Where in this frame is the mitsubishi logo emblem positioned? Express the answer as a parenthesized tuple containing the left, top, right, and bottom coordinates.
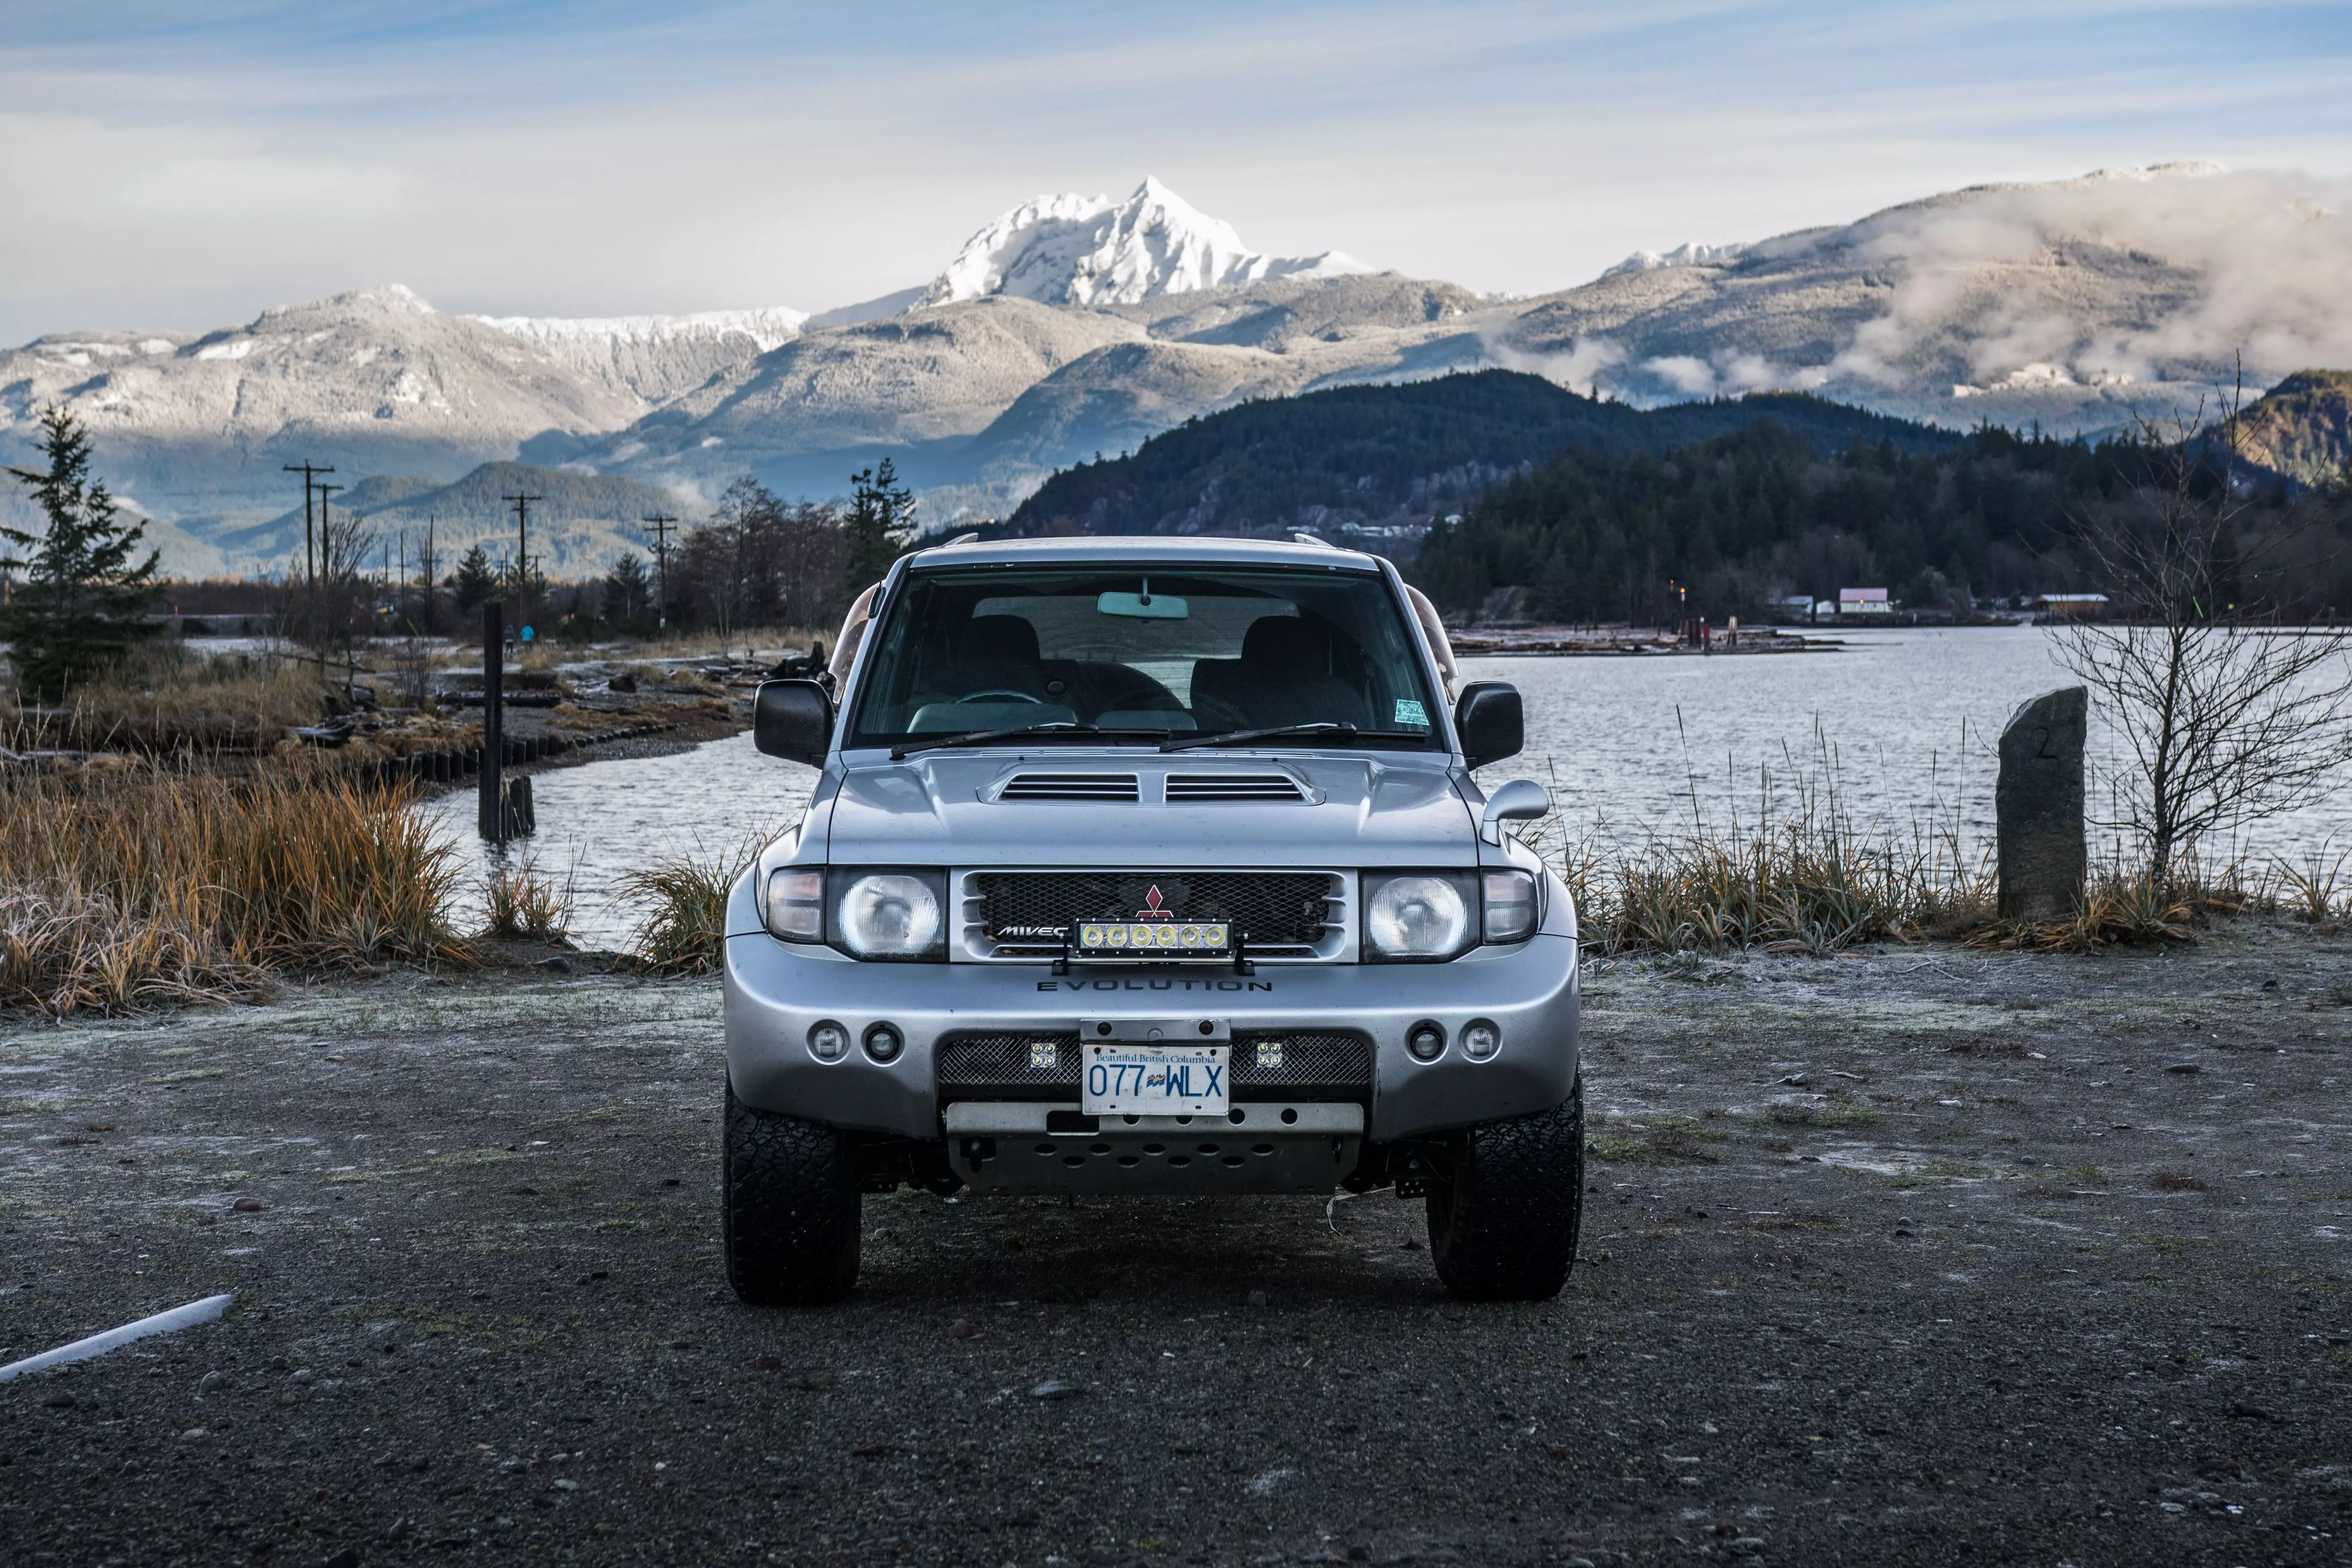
(1136, 884, 1174, 920)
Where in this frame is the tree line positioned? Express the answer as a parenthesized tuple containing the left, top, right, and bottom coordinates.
(1, 403, 921, 702)
(1409, 418, 2352, 623)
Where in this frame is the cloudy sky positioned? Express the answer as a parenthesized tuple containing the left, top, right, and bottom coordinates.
(2, 0, 2348, 343)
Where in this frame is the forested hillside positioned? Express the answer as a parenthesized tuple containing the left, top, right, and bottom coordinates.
(1412, 420, 2349, 622)
(1001, 371, 1958, 537)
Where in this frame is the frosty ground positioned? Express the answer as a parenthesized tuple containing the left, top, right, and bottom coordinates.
(2, 925, 2348, 1568)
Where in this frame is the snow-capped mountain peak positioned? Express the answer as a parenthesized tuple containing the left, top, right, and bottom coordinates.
(1602, 241, 1749, 278)
(919, 177, 1368, 308)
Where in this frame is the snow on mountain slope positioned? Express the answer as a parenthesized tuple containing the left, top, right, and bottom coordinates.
(1497, 164, 2352, 429)
(467, 306, 808, 403)
(0, 285, 651, 528)
(1603, 242, 1750, 277)
(918, 178, 1368, 308)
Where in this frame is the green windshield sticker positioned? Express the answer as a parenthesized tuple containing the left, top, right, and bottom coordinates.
(1394, 698, 1429, 727)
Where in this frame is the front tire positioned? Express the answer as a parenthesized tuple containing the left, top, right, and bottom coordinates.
(724, 1084, 861, 1305)
(1426, 1078, 1585, 1301)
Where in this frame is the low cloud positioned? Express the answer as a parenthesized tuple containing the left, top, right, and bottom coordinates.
(1478, 329, 1627, 398)
(1822, 165, 2352, 391)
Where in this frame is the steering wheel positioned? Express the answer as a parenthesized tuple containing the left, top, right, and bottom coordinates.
(956, 689, 1043, 704)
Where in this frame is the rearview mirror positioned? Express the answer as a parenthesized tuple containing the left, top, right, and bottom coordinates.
(753, 679, 833, 766)
(1097, 587, 1188, 619)
(1455, 681, 1523, 771)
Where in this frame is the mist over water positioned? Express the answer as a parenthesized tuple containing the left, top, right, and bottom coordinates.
(426, 628, 2352, 948)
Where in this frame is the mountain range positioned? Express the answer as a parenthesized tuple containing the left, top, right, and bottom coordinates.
(3, 165, 2346, 576)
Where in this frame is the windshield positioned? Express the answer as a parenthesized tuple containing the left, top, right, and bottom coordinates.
(846, 564, 1444, 751)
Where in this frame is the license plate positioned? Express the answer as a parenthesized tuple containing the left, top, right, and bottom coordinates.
(1081, 1044, 1228, 1115)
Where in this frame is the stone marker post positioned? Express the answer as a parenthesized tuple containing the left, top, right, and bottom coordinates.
(1997, 686, 2088, 921)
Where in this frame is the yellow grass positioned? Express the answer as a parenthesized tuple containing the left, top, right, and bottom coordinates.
(618, 835, 764, 975)
(482, 851, 575, 942)
(0, 763, 467, 1015)
(18, 649, 325, 755)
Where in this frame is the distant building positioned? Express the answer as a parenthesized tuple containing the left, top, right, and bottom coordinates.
(1838, 588, 1891, 614)
(2034, 593, 2110, 619)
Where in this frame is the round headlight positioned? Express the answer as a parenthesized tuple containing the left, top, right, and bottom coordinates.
(1406, 1021, 1447, 1062)
(836, 874, 941, 958)
(1461, 1019, 1501, 1061)
(807, 1020, 850, 1062)
(1368, 875, 1469, 958)
(863, 1023, 903, 1063)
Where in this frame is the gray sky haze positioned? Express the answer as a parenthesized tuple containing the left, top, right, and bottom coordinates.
(3, 1, 2348, 343)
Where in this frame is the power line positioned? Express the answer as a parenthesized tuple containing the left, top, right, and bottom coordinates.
(641, 512, 678, 628)
(282, 462, 334, 641)
(502, 491, 542, 606)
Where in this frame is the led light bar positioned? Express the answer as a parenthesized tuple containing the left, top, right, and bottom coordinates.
(1074, 921, 1230, 954)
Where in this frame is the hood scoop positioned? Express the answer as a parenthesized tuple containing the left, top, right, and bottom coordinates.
(996, 772, 1140, 803)
(1165, 772, 1308, 803)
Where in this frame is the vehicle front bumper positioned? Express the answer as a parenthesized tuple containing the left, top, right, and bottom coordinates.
(723, 928, 1579, 1144)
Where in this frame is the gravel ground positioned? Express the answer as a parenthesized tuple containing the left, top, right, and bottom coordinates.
(3, 923, 2349, 1568)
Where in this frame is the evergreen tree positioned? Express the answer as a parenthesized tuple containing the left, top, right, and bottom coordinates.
(0, 406, 162, 701)
(844, 457, 916, 586)
(450, 544, 498, 611)
(601, 550, 653, 628)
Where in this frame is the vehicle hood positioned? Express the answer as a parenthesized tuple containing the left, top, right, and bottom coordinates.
(812, 750, 1480, 867)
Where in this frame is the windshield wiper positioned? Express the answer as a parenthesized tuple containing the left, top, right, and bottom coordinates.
(890, 723, 1170, 760)
(1161, 721, 1432, 753)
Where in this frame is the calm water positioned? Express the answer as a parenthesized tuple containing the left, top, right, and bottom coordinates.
(427, 627, 2352, 947)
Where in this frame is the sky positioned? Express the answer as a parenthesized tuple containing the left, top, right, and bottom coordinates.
(2, 0, 2349, 344)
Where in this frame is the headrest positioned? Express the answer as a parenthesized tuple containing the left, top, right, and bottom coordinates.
(959, 614, 1040, 664)
(1241, 614, 1326, 668)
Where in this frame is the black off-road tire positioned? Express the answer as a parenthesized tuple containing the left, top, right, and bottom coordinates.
(1426, 1078, 1585, 1301)
(724, 1085, 861, 1305)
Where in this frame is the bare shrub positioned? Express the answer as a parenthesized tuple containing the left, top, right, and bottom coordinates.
(2053, 382, 2352, 881)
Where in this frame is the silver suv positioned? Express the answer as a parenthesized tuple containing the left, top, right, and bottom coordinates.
(723, 536, 1582, 1302)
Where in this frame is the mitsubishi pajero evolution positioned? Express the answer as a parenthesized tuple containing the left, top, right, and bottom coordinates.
(723, 536, 1583, 1303)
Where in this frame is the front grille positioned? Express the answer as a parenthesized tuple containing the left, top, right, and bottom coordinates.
(1164, 772, 1306, 802)
(973, 871, 1335, 948)
(998, 772, 1139, 802)
(935, 1029, 1372, 1102)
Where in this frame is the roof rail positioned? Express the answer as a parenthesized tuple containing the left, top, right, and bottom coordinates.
(944, 532, 981, 546)
(1291, 532, 1335, 548)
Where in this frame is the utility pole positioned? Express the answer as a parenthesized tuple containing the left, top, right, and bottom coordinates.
(283, 461, 333, 651)
(641, 512, 677, 629)
(502, 491, 542, 614)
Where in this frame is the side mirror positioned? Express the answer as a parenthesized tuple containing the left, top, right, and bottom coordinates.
(753, 679, 833, 766)
(1455, 681, 1523, 771)
(1479, 778, 1551, 845)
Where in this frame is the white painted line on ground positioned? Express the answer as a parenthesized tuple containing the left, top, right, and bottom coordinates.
(0, 1293, 235, 1383)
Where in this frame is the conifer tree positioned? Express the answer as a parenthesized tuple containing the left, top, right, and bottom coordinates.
(450, 544, 499, 611)
(844, 458, 916, 587)
(601, 551, 653, 628)
(0, 406, 162, 701)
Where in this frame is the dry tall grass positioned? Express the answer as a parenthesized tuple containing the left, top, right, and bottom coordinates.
(0, 764, 466, 1015)
(618, 836, 764, 975)
(482, 851, 575, 942)
(1527, 810, 1991, 956)
(15, 646, 326, 754)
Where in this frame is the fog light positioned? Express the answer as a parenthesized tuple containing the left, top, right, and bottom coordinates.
(807, 1020, 850, 1062)
(1406, 1021, 1446, 1062)
(1462, 1019, 1501, 1061)
(863, 1023, 904, 1063)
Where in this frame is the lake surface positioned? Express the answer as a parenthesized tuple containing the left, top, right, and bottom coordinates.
(426, 627, 2352, 946)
